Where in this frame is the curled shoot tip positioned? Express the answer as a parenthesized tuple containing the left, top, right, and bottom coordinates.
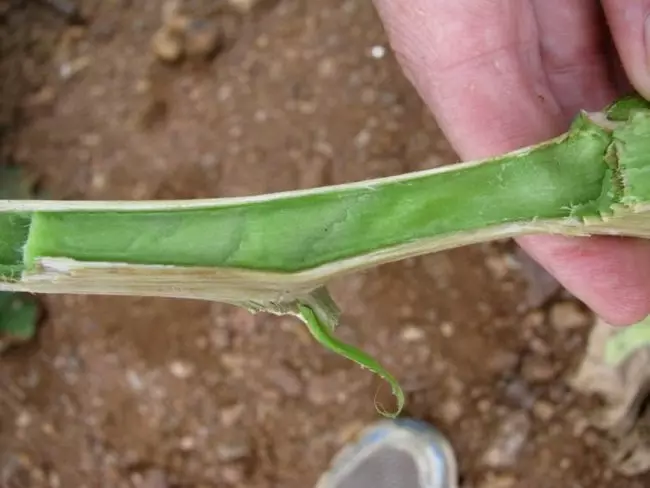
(297, 303, 405, 418)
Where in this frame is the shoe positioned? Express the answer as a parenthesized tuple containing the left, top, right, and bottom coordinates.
(314, 418, 459, 488)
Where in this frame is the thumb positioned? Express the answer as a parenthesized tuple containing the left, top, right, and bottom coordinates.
(602, 1, 650, 99)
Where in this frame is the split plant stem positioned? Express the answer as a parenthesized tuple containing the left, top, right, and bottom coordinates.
(3, 94, 650, 417)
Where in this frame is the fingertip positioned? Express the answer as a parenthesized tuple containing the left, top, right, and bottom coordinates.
(516, 234, 650, 327)
(372, 0, 563, 159)
(603, 0, 650, 101)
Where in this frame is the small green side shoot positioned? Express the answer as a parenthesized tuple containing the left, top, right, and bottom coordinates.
(2, 94, 650, 416)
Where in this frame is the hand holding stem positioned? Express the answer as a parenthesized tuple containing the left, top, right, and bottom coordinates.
(374, 0, 650, 326)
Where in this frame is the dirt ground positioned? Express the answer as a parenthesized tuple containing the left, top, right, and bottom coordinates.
(2, 1, 650, 487)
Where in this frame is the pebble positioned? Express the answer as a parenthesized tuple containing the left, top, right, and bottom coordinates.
(179, 436, 195, 451)
(227, 0, 262, 13)
(400, 325, 425, 342)
(550, 301, 590, 331)
(184, 19, 222, 60)
(478, 474, 517, 488)
(15, 411, 32, 429)
(306, 374, 352, 406)
(521, 355, 556, 383)
(487, 350, 520, 375)
(505, 378, 535, 410)
(221, 464, 245, 484)
(59, 56, 90, 80)
(533, 400, 555, 421)
(441, 399, 463, 423)
(318, 57, 337, 78)
(440, 321, 455, 338)
(162, 0, 190, 32)
(485, 255, 510, 279)
(210, 328, 231, 349)
(266, 365, 303, 397)
(151, 27, 183, 63)
(522, 310, 545, 330)
(139, 468, 168, 488)
(482, 411, 531, 468)
(168, 360, 194, 379)
(219, 403, 246, 427)
(370, 45, 386, 59)
(216, 432, 252, 462)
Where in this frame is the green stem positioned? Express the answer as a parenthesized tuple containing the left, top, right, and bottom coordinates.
(2, 94, 650, 417)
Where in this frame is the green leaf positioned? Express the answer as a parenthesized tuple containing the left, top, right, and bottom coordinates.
(0, 291, 39, 341)
(0, 163, 41, 344)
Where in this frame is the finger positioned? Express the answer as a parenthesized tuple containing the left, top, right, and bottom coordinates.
(531, 0, 618, 119)
(520, 0, 650, 326)
(373, 0, 565, 159)
(602, 0, 650, 99)
(374, 0, 650, 326)
(518, 235, 650, 326)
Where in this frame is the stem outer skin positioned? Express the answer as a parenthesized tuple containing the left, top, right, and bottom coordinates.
(3, 94, 650, 417)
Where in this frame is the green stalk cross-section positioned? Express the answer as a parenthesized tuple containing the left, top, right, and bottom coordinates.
(3, 94, 650, 417)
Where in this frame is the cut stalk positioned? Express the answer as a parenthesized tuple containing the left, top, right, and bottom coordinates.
(3, 94, 650, 417)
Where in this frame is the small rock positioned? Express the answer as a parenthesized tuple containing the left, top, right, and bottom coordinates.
(184, 19, 222, 60)
(317, 57, 337, 78)
(482, 411, 531, 468)
(139, 468, 168, 488)
(266, 365, 303, 397)
(216, 432, 252, 462)
(370, 45, 386, 59)
(522, 310, 545, 329)
(210, 328, 231, 348)
(440, 321, 455, 338)
(477, 399, 492, 414)
(550, 301, 590, 331)
(354, 129, 371, 149)
(487, 350, 520, 375)
(227, 0, 262, 13)
(400, 325, 425, 342)
(151, 27, 184, 63)
(219, 403, 245, 427)
(485, 255, 510, 279)
(533, 400, 555, 421)
(59, 56, 90, 80)
(307, 376, 333, 406)
(15, 411, 31, 429)
(179, 436, 195, 451)
(478, 474, 517, 488)
(521, 355, 556, 383)
(220, 353, 246, 376)
(23, 86, 56, 108)
(169, 360, 194, 379)
(80, 133, 101, 147)
(441, 399, 463, 423)
(307, 374, 350, 406)
(221, 464, 245, 485)
(162, 0, 190, 32)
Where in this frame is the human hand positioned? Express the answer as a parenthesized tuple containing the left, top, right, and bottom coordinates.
(373, 0, 650, 326)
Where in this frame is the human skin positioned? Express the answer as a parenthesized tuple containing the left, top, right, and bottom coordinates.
(373, 0, 650, 326)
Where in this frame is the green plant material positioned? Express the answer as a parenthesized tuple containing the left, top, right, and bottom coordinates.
(0, 163, 41, 345)
(297, 293, 404, 418)
(605, 316, 650, 366)
(2, 94, 650, 416)
(0, 291, 39, 346)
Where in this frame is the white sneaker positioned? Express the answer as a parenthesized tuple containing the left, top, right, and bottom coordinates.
(314, 418, 459, 488)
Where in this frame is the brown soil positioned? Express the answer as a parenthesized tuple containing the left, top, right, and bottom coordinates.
(1, 1, 649, 487)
